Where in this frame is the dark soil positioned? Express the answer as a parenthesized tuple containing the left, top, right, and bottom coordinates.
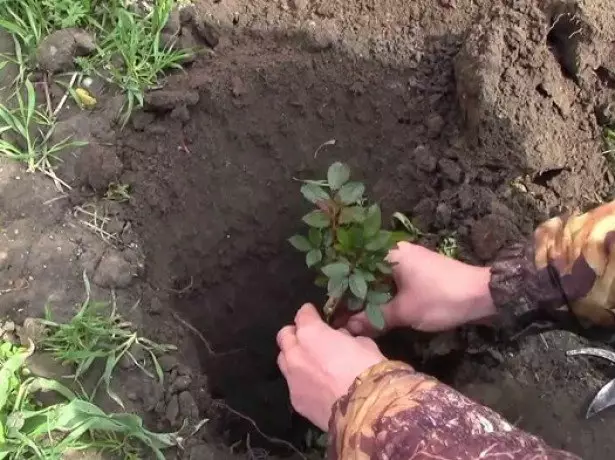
(1, 0, 615, 458)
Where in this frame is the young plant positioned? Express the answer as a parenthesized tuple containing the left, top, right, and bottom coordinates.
(41, 272, 176, 408)
(0, 79, 87, 176)
(289, 162, 419, 329)
(0, 340, 179, 459)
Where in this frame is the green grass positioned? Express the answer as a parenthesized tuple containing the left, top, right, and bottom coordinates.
(0, 79, 86, 181)
(0, 0, 191, 173)
(41, 272, 176, 408)
(78, 0, 191, 125)
(0, 340, 179, 460)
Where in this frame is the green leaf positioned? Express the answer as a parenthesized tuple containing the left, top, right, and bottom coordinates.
(376, 262, 393, 275)
(338, 182, 365, 204)
(328, 277, 348, 298)
(365, 230, 392, 251)
(349, 271, 368, 299)
(323, 229, 334, 247)
(363, 204, 382, 237)
(306, 249, 322, 267)
(366, 290, 392, 306)
(309, 228, 322, 247)
(327, 162, 350, 190)
(356, 268, 376, 282)
(339, 206, 365, 224)
(288, 235, 312, 252)
(322, 262, 351, 279)
(302, 210, 330, 228)
(391, 231, 413, 244)
(366, 304, 386, 330)
(301, 183, 330, 204)
(337, 228, 351, 250)
(392, 212, 422, 238)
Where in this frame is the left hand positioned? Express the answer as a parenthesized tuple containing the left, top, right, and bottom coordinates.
(276, 304, 387, 431)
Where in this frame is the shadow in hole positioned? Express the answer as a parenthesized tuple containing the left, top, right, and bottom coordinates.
(121, 24, 547, 453)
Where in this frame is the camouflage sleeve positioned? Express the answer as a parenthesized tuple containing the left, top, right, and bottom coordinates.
(328, 361, 580, 460)
(489, 200, 615, 328)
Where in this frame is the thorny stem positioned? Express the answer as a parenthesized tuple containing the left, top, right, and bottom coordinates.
(323, 295, 342, 323)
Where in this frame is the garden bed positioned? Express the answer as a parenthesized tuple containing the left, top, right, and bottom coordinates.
(1, 0, 615, 458)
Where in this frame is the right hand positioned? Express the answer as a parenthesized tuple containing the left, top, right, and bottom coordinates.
(345, 242, 496, 336)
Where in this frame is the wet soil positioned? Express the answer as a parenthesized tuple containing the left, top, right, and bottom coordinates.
(1, 0, 615, 458)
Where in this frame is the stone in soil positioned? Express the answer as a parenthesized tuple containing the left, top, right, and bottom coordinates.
(36, 28, 96, 73)
(18, 317, 48, 346)
(93, 251, 134, 288)
(195, 19, 221, 48)
(178, 390, 200, 421)
(144, 89, 200, 112)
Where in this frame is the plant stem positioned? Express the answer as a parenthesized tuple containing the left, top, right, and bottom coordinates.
(323, 295, 341, 323)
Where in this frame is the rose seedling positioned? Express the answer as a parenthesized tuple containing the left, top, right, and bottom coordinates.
(289, 162, 419, 329)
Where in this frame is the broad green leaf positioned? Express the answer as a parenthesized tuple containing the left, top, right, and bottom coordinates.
(306, 249, 322, 267)
(323, 229, 334, 247)
(309, 228, 322, 247)
(0, 344, 33, 412)
(366, 303, 386, 330)
(337, 228, 351, 250)
(349, 272, 368, 299)
(363, 204, 382, 237)
(288, 235, 312, 252)
(355, 268, 376, 282)
(327, 162, 350, 190)
(338, 182, 365, 204)
(366, 290, 392, 306)
(322, 262, 351, 279)
(301, 183, 330, 204)
(302, 210, 330, 228)
(339, 206, 365, 224)
(365, 230, 392, 251)
(376, 262, 393, 275)
(327, 277, 348, 298)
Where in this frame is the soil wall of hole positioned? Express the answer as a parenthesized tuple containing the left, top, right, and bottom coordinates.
(109, 0, 615, 456)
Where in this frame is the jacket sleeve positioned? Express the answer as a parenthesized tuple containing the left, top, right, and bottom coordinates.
(489, 200, 615, 328)
(327, 361, 580, 460)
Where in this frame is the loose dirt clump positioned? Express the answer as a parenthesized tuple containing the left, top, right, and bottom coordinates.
(2, 0, 615, 458)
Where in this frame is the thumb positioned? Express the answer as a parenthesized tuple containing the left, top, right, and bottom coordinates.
(346, 299, 399, 337)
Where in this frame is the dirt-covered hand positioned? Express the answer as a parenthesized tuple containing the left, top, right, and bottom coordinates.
(276, 304, 386, 431)
(345, 242, 495, 336)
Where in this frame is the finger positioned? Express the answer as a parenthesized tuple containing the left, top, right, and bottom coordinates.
(277, 352, 288, 375)
(355, 335, 381, 352)
(295, 303, 323, 328)
(276, 325, 298, 351)
(337, 327, 352, 336)
(346, 299, 398, 337)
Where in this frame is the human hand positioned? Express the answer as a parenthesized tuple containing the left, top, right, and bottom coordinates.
(345, 242, 495, 336)
(277, 304, 386, 431)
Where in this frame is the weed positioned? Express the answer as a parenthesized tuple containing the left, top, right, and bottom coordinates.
(41, 272, 176, 408)
(77, 0, 191, 125)
(0, 79, 87, 185)
(105, 182, 131, 202)
(0, 0, 190, 126)
(438, 234, 459, 259)
(0, 339, 179, 459)
(289, 162, 419, 329)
